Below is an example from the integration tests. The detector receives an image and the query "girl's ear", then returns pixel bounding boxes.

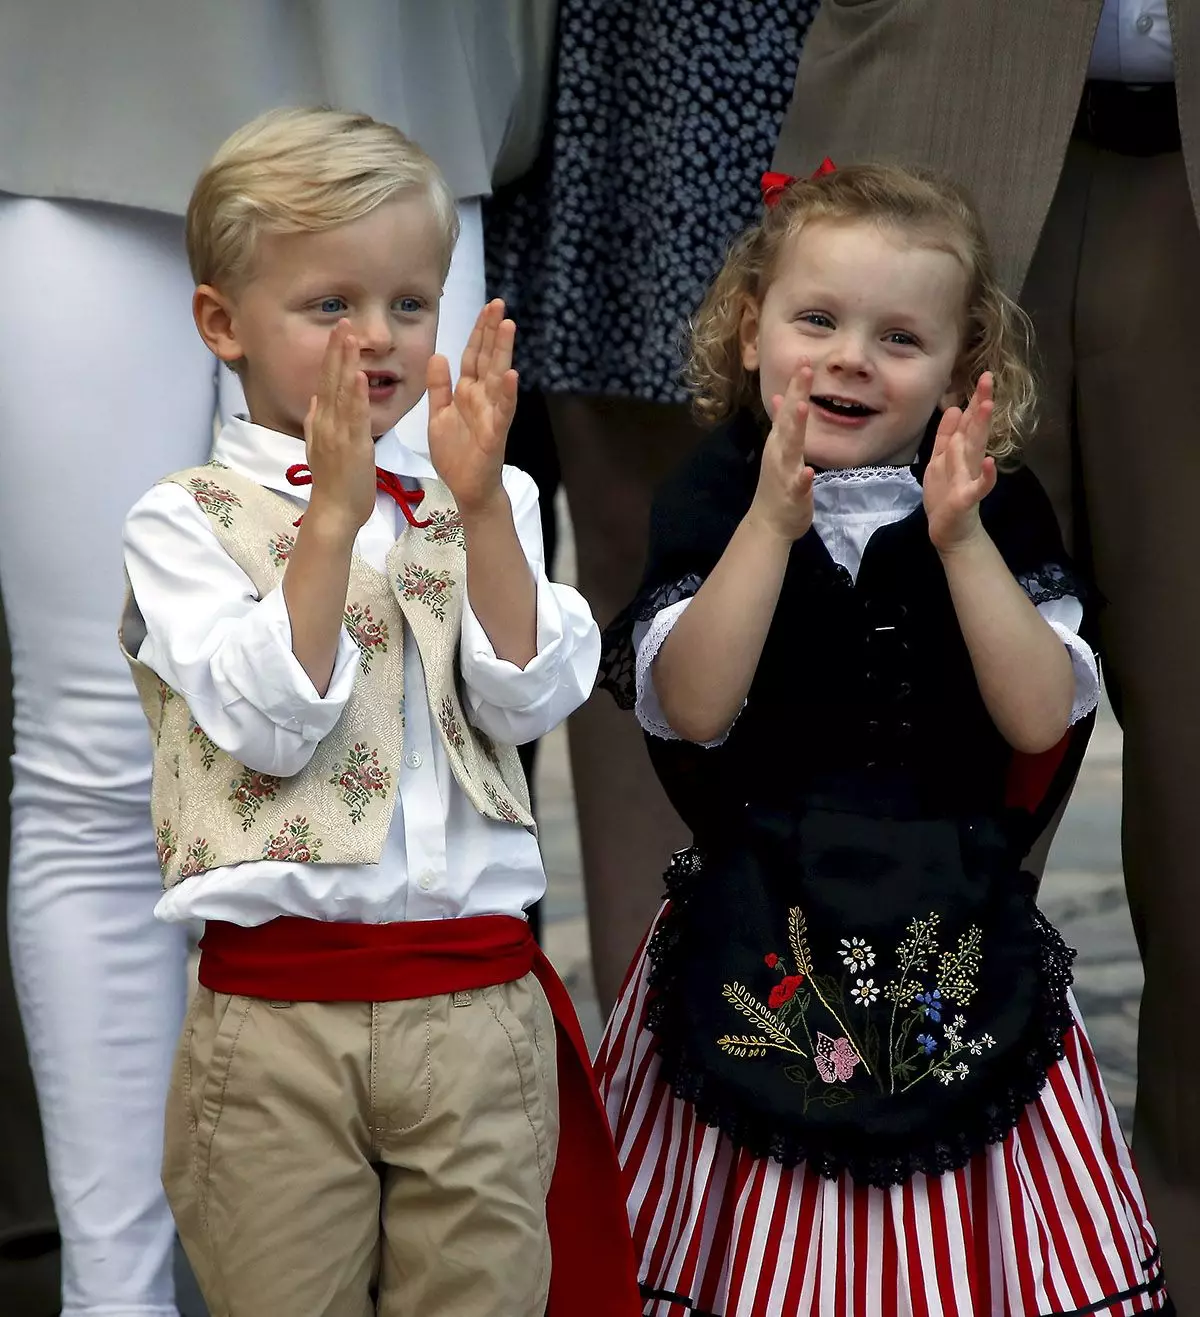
[739,296,762,372]
[940,357,972,412]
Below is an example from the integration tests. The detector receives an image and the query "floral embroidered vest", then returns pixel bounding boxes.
[121,463,534,890]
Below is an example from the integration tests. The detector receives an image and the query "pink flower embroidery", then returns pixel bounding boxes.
[814,1033,860,1084]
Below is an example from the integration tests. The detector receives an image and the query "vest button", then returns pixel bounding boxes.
[406,751,423,769]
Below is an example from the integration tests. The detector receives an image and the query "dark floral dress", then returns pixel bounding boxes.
[484,0,819,402]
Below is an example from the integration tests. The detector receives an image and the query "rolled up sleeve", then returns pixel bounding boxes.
[459,467,600,744]
[123,485,358,776]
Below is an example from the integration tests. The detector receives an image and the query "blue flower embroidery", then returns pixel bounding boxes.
[916,1033,938,1055]
[916,990,943,1023]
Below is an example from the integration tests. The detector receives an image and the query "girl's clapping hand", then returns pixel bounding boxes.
[748,359,816,543]
[923,372,998,553]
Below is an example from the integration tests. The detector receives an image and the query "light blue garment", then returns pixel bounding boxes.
[0,0,520,213]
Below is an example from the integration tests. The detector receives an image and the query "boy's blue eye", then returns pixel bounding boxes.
[319,297,347,314]
[396,297,423,314]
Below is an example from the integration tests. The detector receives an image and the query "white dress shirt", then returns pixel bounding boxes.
[1089,0,1174,82]
[634,466,1100,743]
[123,416,600,927]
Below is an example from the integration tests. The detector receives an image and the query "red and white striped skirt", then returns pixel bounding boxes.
[596,906,1168,1317]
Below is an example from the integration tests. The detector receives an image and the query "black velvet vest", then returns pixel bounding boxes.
[600,412,1093,1187]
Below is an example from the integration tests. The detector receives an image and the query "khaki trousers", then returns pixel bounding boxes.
[1021,139,1200,1309]
[163,973,558,1317]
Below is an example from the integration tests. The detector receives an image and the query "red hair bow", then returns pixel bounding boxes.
[761,156,837,207]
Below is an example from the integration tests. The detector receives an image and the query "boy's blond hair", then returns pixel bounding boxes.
[686,163,1037,463]
[186,106,459,292]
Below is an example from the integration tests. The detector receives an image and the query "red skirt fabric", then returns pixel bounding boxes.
[596,905,1168,1317]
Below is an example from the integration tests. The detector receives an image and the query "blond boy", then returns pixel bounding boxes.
[119,107,638,1317]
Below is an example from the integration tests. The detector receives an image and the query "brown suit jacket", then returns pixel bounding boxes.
[773,0,1200,293]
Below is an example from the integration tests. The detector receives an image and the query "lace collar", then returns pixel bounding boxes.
[811,465,922,521]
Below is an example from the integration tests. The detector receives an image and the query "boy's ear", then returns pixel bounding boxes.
[738,296,762,372]
[193,285,244,365]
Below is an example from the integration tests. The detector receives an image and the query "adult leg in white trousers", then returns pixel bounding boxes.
[0,194,484,1316]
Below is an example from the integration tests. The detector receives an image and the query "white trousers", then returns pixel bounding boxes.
[0,193,485,1316]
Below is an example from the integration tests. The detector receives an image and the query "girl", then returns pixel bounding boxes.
[596,164,1170,1316]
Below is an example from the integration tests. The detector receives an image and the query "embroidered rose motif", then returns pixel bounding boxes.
[188,721,218,771]
[483,782,521,823]
[268,531,296,567]
[155,821,177,871]
[228,767,281,832]
[764,953,779,968]
[187,477,242,529]
[476,731,501,768]
[343,603,390,675]
[424,508,466,548]
[262,815,323,863]
[178,837,216,879]
[398,563,455,622]
[329,743,392,824]
[438,696,465,751]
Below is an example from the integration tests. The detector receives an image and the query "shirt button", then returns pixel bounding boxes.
[1136,12,1154,34]
[418,871,434,890]
[405,751,423,769]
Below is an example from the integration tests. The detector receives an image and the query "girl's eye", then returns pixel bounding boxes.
[395,297,424,314]
[800,312,834,329]
[318,297,347,315]
[886,331,920,347]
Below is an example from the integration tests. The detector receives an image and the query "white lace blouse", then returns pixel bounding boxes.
[634,466,1099,745]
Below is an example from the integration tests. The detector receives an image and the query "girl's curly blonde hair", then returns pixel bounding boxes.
[685,163,1036,463]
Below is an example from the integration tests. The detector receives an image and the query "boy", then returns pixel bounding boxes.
[120,107,638,1316]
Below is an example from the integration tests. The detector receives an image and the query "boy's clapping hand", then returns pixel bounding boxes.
[427,299,519,516]
[303,319,377,535]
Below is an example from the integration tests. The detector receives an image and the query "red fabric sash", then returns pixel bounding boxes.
[198,915,641,1315]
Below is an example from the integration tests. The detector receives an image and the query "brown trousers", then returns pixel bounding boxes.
[164,973,558,1317]
[1021,138,1200,1305]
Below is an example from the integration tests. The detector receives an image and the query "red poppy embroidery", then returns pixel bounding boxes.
[764,953,779,968]
[768,974,805,1009]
